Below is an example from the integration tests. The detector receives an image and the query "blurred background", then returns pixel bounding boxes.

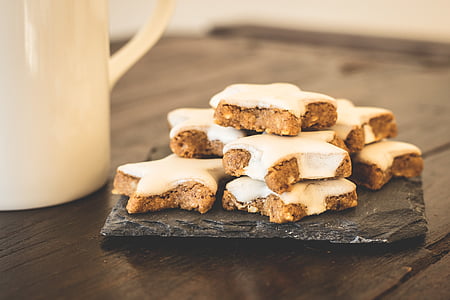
[109,0,450,43]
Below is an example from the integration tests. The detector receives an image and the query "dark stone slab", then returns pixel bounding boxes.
[101,146,427,243]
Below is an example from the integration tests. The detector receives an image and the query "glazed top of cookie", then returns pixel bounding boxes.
[167,108,245,143]
[353,140,421,170]
[224,134,348,180]
[209,83,336,117]
[118,154,225,195]
[297,130,337,143]
[332,99,395,137]
[227,176,356,215]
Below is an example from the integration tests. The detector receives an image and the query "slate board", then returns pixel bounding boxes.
[101,146,427,243]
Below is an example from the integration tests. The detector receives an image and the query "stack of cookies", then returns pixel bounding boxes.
[112,83,423,223]
[329,98,423,190]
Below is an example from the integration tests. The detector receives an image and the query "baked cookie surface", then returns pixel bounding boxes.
[113,154,226,214]
[223,134,351,194]
[168,108,246,158]
[223,176,357,223]
[351,141,423,190]
[210,83,337,135]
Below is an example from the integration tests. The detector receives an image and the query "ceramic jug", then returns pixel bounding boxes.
[0,0,175,210]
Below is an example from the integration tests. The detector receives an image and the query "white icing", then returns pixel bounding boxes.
[354,141,421,170]
[281,178,356,214]
[357,106,393,144]
[363,124,376,144]
[207,124,244,144]
[331,123,358,141]
[331,99,395,145]
[117,154,225,195]
[119,160,153,178]
[331,99,360,139]
[209,83,336,118]
[298,130,336,143]
[223,134,348,180]
[167,107,196,128]
[357,106,392,123]
[226,177,273,203]
[227,177,356,215]
[168,108,245,144]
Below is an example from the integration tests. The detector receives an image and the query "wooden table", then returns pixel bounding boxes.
[1,26,449,299]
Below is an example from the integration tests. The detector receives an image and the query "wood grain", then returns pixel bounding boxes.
[1,27,449,299]
[422,149,450,244]
[384,253,450,300]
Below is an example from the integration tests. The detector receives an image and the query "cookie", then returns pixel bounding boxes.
[210,83,337,135]
[331,99,397,152]
[168,108,246,158]
[223,177,357,223]
[113,154,226,214]
[351,141,423,190]
[222,134,352,194]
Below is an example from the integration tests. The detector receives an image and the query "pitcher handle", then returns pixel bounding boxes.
[109,0,175,88]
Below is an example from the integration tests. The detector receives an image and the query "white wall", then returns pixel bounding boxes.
[109,0,450,43]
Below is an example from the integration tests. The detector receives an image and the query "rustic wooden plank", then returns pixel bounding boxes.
[0,221,432,300]
[381,253,450,300]
[96,240,433,300]
[211,25,450,63]
[421,149,450,244]
[111,37,260,107]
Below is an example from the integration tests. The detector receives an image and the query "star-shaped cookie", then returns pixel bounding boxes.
[223,176,357,223]
[222,134,351,194]
[330,99,397,152]
[113,154,226,213]
[210,83,337,135]
[351,141,423,190]
[168,108,246,158]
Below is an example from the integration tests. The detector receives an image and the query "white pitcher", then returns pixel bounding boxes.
[0,0,175,210]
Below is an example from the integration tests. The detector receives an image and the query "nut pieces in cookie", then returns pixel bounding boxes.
[168,108,246,158]
[210,83,337,135]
